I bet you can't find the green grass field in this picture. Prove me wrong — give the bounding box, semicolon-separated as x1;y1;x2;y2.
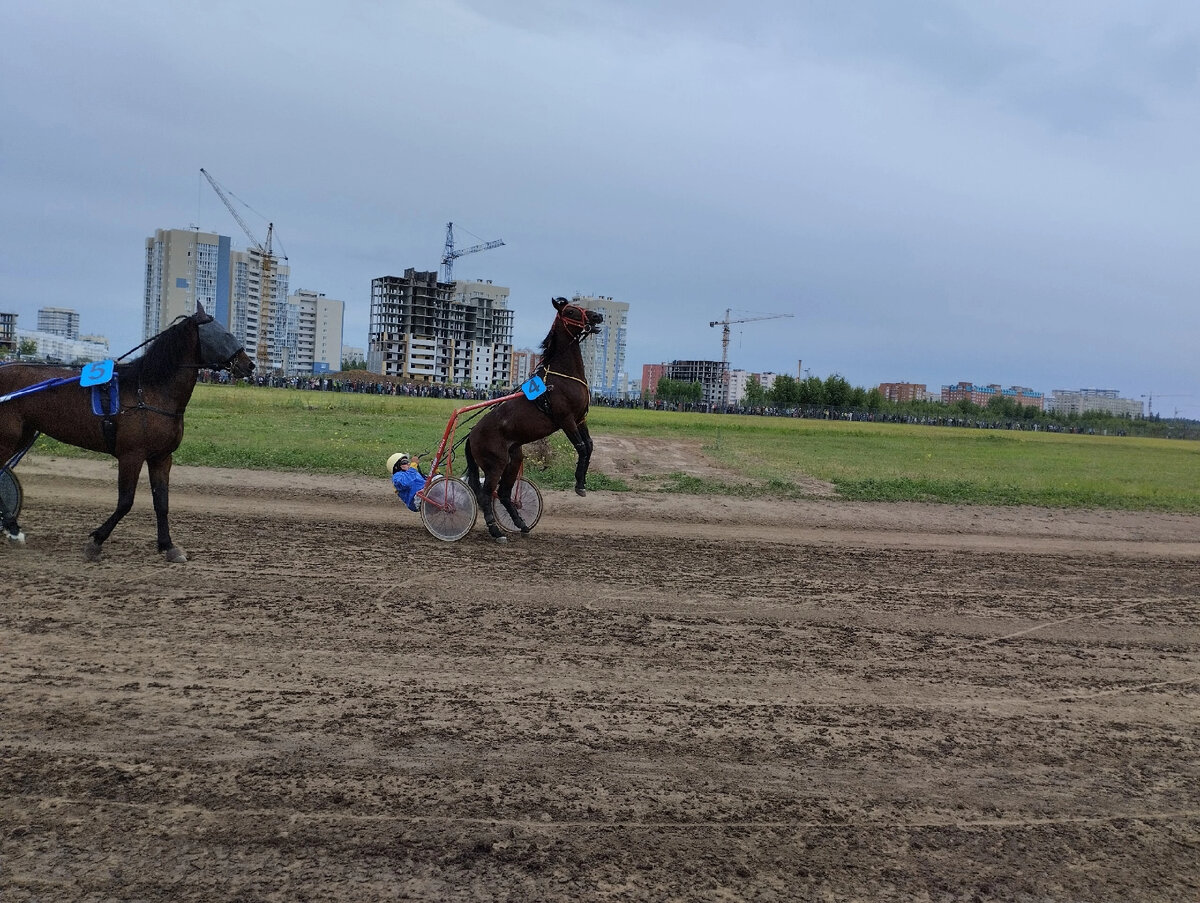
29;384;1200;513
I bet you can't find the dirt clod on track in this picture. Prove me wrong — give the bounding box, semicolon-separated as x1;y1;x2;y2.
3;447;1199;902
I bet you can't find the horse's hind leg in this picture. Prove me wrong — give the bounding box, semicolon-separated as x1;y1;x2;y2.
2;469;24;544
148;454;186;563
1;477;24;544
85;455;143;561
562;421;594;496
465;437;507;542
497;452;530;535
1;425;37;543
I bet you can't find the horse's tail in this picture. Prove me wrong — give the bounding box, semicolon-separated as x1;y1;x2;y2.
463;436;480;487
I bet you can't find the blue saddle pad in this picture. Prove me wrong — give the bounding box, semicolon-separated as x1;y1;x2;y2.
90;374;119;417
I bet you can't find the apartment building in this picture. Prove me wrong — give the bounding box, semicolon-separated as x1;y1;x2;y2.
942;381;1044;410
878;382;931;404
0;311;16;353
144;227;290;370
1047;388;1142;418
571;294;629;397
287;289;345;374
37;306;80;339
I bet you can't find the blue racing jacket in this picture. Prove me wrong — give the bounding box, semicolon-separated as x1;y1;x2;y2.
392;467;428;512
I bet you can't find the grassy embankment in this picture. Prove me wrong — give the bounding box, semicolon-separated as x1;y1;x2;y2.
30;383;1200;512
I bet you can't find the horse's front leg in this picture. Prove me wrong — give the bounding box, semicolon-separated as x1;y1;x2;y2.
148;454;186;563
85;455;144;561
561;420;594;497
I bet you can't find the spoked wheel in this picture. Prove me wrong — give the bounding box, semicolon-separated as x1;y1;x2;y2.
419;475;478;542
0;467;22;521
495;477;544;534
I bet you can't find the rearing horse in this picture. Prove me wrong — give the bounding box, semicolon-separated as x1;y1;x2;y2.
465;296;604;541
0;303;254;561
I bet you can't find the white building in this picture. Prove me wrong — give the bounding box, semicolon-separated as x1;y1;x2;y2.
725;369;750;406
572;294;629;397
16;329;108;363
285;289;344;374
456;279;514;390
37;306;80;339
1047;388;1143;418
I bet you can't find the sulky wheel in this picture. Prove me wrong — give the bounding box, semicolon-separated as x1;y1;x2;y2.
419;475;478;542
494;477;543;534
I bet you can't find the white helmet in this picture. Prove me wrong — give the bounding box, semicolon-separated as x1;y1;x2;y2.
387;452;410;472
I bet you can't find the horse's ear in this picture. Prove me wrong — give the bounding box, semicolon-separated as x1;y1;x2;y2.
552;297;567;310
195;301;207;317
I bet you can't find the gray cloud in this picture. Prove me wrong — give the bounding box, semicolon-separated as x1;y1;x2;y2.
2;0;1197;417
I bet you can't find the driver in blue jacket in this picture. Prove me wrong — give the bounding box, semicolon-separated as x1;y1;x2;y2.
388;452;427;512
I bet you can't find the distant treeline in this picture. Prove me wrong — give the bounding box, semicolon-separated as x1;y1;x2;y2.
633;374;1199;440
192;368;1198;441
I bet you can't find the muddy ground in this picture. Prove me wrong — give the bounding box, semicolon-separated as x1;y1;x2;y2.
2;443;1199;902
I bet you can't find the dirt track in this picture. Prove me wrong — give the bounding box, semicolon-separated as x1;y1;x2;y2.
3;450;1199;902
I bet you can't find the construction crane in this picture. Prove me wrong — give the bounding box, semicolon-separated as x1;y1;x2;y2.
708;308;795;365
441;222;504;283
200;168;282;372
1140;393;1190;418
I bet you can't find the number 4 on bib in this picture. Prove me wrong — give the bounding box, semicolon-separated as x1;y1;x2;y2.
521;375;547;400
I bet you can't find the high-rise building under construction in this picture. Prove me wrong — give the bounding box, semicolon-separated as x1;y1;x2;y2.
368;269;513;388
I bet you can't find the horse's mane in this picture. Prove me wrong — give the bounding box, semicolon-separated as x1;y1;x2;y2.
117;315;196;386
538;318;573;367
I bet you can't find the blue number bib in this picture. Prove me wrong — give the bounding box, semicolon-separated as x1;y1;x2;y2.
80;359;115;387
522;375;547;400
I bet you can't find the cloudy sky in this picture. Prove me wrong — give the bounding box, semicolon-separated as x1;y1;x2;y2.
3;1;1198;417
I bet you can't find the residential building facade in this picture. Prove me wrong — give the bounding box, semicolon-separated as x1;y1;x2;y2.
287;289;345;374
0;312;16;353
1047;388;1143;418
15;329;108;363
641;363;667;398
37;307;80;339
571;294;629;397
878;382;930;404
510;348;537;387
144;227;291;371
942;381;1044;410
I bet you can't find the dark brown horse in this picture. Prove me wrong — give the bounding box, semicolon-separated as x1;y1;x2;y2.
0;303;254;561
464;296;603;541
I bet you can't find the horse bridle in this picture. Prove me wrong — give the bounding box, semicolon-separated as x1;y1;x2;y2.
556;304;599;339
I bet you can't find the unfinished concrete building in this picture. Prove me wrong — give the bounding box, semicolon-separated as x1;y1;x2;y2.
368;269;513;387
668;359;729;408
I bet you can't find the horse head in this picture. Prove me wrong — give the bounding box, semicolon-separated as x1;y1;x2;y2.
193;304;255;377
552;297;603;338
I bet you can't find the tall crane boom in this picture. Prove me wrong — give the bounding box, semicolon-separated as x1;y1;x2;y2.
708;308;795;365
441;222;504;282
200;168;278;371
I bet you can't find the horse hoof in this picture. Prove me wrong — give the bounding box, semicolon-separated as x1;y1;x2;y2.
493;533;509;543
83;540;103;561
164;547;188;564
4;530;25;545
575;487;587;497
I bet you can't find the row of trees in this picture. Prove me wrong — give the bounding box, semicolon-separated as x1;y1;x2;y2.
652;373;1197;438
656;373;882;409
